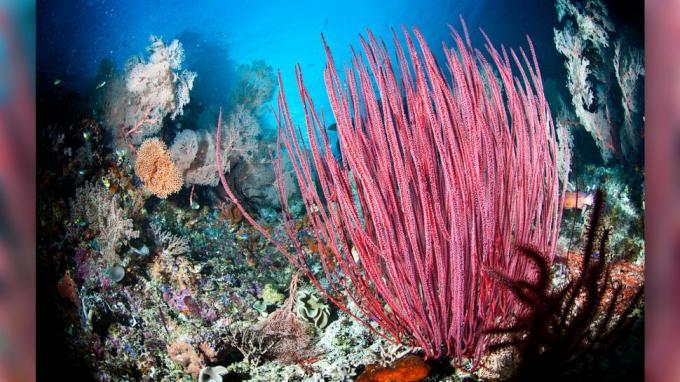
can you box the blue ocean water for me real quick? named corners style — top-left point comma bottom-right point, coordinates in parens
top-left (38, 0), bottom-right (561, 131)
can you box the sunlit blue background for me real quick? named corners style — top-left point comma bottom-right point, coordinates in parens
top-left (38, 0), bottom-right (560, 131)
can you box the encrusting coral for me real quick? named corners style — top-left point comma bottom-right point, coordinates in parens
top-left (135, 138), bottom-right (184, 198)
top-left (356, 355), bottom-right (430, 382)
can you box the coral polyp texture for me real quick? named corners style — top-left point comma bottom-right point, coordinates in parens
top-left (134, 137), bottom-right (184, 198)
top-left (219, 22), bottom-right (570, 362)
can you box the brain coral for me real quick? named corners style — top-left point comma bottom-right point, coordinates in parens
top-left (134, 138), bottom-right (183, 198)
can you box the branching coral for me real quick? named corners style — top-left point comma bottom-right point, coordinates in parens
top-left (218, 21), bottom-right (569, 362)
top-left (70, 180), bottom-right (139, 266)
top-left (613, 41), bottom-right (645, 159)
top-left (554, 0), bottom-right (644, 163)
top-left (219, 104), bottom-right (260, 170)
top-left (105, 36), bottom-right (196, 148)
top-left (150, 222), bottom-right (190, 257)
top-left (148, 223), bottom-right (196, 291)
top-left (135, 138), bottom-right (183, 198)
top-left (253, 274), bottom-right (318, 364)
top-left (554, 18), bottom-right (615, 161)
top-left (222, 324), bottom-right (277, 366)
top-left (169, 105), bottom-right (260, 187)
top-left (556, 0), bottom-right (614, 52)
top-left (223, 275), bottom-right (318, 366)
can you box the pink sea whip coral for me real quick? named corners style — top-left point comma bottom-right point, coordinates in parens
top-left (217, 20), bottom-right (568, 362)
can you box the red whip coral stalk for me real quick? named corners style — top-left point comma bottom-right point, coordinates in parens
top-left (217, 20), bottom-right (568, 361)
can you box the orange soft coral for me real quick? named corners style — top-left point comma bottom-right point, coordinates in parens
top-left (134, 138), bottom-right (183, 198)
top-left (356, 355), bottom-right (429, 382)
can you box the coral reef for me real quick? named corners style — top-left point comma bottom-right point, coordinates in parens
top-left (38, 12), bottom-right (644, 382)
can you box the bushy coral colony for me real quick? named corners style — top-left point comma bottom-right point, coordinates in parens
top-left (38, 1), bottom-right (643, 381)
top-left (220, 22), bottom-right (569, 363)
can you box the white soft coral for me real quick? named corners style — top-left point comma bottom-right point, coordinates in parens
top-left (107, 36), bottom-right (196, 147)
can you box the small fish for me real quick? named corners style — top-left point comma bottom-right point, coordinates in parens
top-left (327, 123), bottom-right (337, 131)
top-left (53, 79), bottom-right (62, 85)
top-left (96, 81), bottom-right (107, 89)
top-left (563, 191), bottom-right (594, 210)
top-left (236, 232), bottom-right (250, 241)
